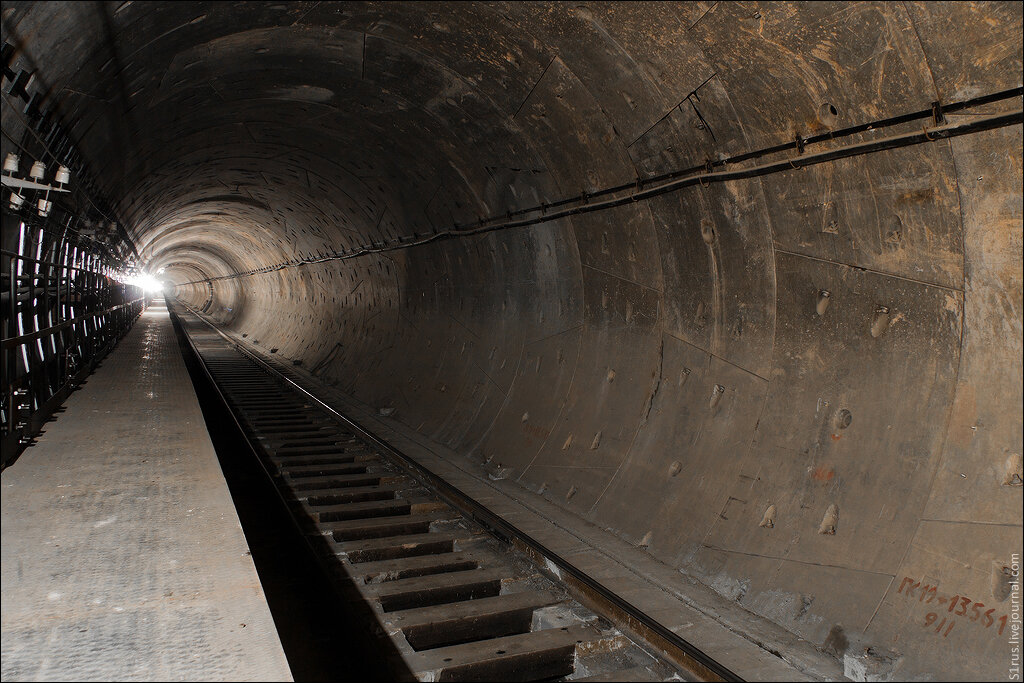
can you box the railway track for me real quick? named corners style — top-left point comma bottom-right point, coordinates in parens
top-left (171, 302), bottom-right (738, 682)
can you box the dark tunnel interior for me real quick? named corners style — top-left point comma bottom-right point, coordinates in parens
top-left (2, 2), bottom-right (1021, 679)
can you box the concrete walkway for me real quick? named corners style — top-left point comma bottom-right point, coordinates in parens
top-left (1, 299), bottom-right (292, 681)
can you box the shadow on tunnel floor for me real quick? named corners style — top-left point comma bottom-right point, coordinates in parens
top-left (170, 314), bottom-right (394, 682)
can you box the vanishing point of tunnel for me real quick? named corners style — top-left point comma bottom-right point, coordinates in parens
top-left (1, 2), bottom-right (1022, 682)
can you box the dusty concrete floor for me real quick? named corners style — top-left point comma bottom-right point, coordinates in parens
top-left (1, 300), bottom-right (291, 682)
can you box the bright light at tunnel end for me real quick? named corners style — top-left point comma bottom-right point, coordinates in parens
top-left (118, 271), bottom-right (167, 294)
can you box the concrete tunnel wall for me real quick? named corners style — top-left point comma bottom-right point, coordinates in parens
top-left (4, 2), bottom-right (1021, 678)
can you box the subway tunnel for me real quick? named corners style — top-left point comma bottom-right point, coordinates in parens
top-left (1, 2), bottom-right (1022, 681)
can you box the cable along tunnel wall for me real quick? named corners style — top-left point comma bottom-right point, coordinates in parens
top-left (3, 2), bottom-right (1022, 680)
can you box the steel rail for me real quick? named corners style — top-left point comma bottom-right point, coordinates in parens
top-left (174, 299), bottom-right (745, 682)
top-left (164, 300), bottom-right (415, 671)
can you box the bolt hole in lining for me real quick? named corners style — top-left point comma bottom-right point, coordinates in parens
top-left (819, 102), bottom-right (839, 125)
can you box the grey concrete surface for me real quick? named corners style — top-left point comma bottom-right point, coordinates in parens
top-left (1, 300), bottom-right (292, 682)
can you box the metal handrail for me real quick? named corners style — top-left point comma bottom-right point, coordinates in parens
top-left (1, 298), bottom-right (144, 348)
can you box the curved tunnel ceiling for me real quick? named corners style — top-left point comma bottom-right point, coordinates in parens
top-left (3, 2), bottom-right (1022, 679)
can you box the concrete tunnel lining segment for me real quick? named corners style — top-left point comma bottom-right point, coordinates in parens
top-left (2, 1), bottom-right (1021, 679)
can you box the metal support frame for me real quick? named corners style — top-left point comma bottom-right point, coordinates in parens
top-left (1, 216), bottom-right (144, 468)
